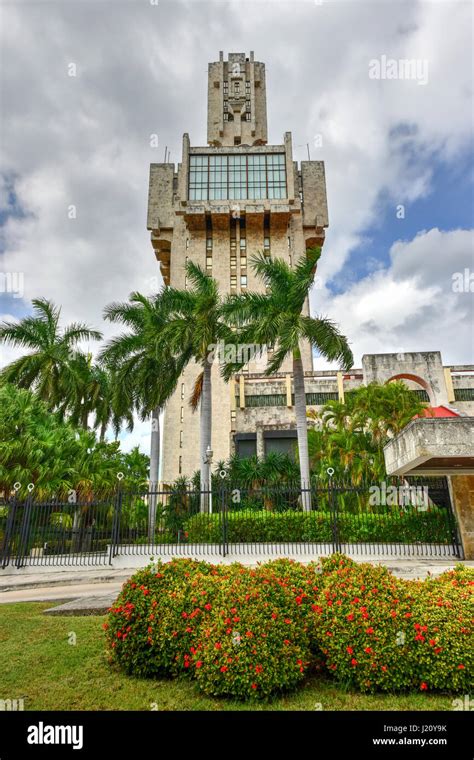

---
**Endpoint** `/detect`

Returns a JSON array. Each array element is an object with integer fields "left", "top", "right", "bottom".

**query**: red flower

[
  {"left": 220, "top": 666, "right": 228, "bottom": 673},
  {"left": 351, "top": 658, "right": 358, "bottom": 666},
  {"left": 366, "top": 627, "right": 374, "bottom": 634},
  {"left": 271, "top": 612, "right": 278, "bottom": 619},
  {"left": 215, "top": 642, "right": 222, "bottom": 650},
  {"left": 346, "top": 613, "right": 354, "bottom": 621},
  {"left": 458, "top": 664, "right": 465, "bottom": 669},
  {"left": 147, "top": 626, "right": 153, "bottom": 634},
  {"left": 283, "top": 639, "right": 290, "bottom": 645},
  {"left": 195, "top": 661, "right": 203, "bottom": 668},
  {"left": 381, "top": 666, "right": 387, "bottom": 672},
  {"left": 181, "top": 612, "right": 188, "bottom": 619},
  {"left": 251, "top": 683, "right": 257, "bottom": 690},
  {"left": 420, "top": 682, "right": 428, "bottom": 691},
  {"left": 346, "top": 646, "right": 354, "bottom": 654},
  {"left": 255, "top": 665, "right": 263, "bottom": 674},
  {"left": 204, "top": 603, "right": 212, "bottom": 611},
  {"left": 429, "top": 639, "right": 436, "bottom": 646}
]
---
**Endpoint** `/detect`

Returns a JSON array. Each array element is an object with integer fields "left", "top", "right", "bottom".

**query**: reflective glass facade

[{"left": 189, "top": 154, "right": 286, "bottom": 201}]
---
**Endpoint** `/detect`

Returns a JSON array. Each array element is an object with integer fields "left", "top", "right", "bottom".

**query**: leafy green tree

[
  {"left": 222, "top": 248, "right": 353, "bottom": 509},
  {"left": 0, "top": 382, "right": 131, "bottom": 499},
  {"left": 307, "top": 381, "right": 426, "bottom": 484}
]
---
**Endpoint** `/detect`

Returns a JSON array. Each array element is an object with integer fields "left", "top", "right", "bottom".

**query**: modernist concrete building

[{"left": 147, "top": 52, "right": 474, "bottom": 483}]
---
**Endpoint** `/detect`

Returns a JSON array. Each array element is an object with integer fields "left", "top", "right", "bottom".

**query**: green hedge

[{"left": 184, "top": 509, "right": 453, "bottom": 544}]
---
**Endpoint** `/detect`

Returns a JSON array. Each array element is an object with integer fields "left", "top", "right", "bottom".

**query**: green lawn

[{"left": 0, "top": 602, "right": 459, "bottom": 711}]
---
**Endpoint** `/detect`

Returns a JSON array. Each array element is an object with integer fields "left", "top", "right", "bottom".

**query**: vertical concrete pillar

[
  {"left": 444, "top": 368, "right": 456, "bottom": 403},
  {"left": 256, "top": 426, "right": 265, "bottom": 459},
  {"left": 449, "top": 475, "right": 474, "bottom": 559},
  {"left": 337, "top": 371, "right": 345, "bottom": 403},
  {"left": 239, "top": 375, "right": 245, "bottom": 409},
  {"left": 286, "top": 373, "right": 292, "bottom": 407}
]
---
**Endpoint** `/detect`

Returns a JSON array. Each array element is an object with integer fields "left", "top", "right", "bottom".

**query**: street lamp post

[{"left": 205, "top": 445, "right": 213, "bottom": 514}]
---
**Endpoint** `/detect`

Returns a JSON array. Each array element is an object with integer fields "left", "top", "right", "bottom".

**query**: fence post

[
  {"left": 219, "top": 472, "right": 227, "bottom": 558},
  {"left": 327, "top": 469, "right": 340, "bottom": 554},
  {"left": 109, "top": 473, "right": 124, "bottom": 565},
  {"left": 16, "top": 483, "right": 35, "bottom": 569},
  {"left": 1, "top": 484, "right": 21, "bottom": 569}
]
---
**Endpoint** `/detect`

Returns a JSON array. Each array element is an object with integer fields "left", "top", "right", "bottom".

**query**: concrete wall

[{"left": 362, "top": 351, "right": 449, "bottom": 406}]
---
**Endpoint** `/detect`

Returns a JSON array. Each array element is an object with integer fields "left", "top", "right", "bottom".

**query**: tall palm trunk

[
  {"left": 293, "top": 350, "right": 312, "bottom": 511},
  {"left": 148, "top": 404, "right": 160, "bottom": 539},
  {"left": 200, "top": 358, "right": 212, "bottom": 513}
]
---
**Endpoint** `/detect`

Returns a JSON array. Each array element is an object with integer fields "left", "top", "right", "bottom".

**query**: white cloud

[
  {"left": 0, "top": 0, "right": 472, "bottom": 452},
  {"left": 313, "top": 227, "right": 474, "bottom": 369}
]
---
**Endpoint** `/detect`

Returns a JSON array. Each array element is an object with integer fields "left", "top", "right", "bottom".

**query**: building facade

[{"left": 147, "top": 52, "right": 474, "bottom": 483}]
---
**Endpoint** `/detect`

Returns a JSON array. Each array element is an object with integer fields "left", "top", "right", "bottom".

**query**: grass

[{"left": 0, "top": 602, "right": 461, "bottom": 711}]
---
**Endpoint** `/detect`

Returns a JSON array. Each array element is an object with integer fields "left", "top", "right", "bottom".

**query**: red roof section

[{"left": 415, "top": 406, "right": 460, "bottom": 418}]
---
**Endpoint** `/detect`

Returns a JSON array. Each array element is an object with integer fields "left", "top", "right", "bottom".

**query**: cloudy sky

[{"left": 0, "top": 0, "right": 473, "bottom": 451}]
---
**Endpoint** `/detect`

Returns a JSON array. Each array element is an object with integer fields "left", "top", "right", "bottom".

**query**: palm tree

[
  {"left": 100, "top": 292, "right": 186, "bottom": 533},
  {"left": 158, "top": 261, "right": 237, "bottom": 512},
  {"left": 222, "top": 248, "right": 353, "bottom": 510},
  {"left": 58, "top": 354, "right": 131, "bottom": 439},
  {"left": 0, "top": 298, "right": 102, "bottom": 411}
]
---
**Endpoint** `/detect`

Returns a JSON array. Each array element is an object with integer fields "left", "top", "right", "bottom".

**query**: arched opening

[{"left": 386, "top": 373, "right": 435, "bottom": 406}]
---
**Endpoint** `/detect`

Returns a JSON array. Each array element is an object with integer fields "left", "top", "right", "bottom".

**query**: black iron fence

[{"left": 0, "top": 476, "right": 462, "bottom": 568}]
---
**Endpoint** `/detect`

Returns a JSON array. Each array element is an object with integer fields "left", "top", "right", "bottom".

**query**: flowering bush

[
  {"left": 404, "top": 567, "right": 473, "bottom": 692},
  {"left": 311, "top": 558, "right": 473, "bottom": 693},
  {"left": 105, "top": 556, "right": 473, "bottom": 700},
  {"left": 193, "top": 569, "right": 311, "bottom": 700},
  {"left": 104, "top": 558, "right": 226, "bottom": 677}
]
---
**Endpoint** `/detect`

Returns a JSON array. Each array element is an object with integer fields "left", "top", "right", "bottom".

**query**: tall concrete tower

[
  {"left": 147, "top": 52, "right": 329, "bottom": 483},
  {"left": 207, "top": 51, "right": 267, "bottom": 147}
]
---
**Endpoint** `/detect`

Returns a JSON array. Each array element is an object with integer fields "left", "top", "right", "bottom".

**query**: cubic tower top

[{"left": 207, "top": 51, "right": 268, "bottom": 147}]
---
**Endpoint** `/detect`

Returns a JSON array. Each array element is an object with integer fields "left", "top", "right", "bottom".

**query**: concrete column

[
  {"left": 286, "top": 373, "right": 292, "bottom": 407},
  {"left": 256, "top": 426, "right": 265, "bottom": 459},
  {"left": 239, "top": 375, "right": 245, "bottom": 409},
  {"left": 337, "top": 371, "right": 345, "bottom": 403},
  {"left": 449, "top": 475, "right": 474, "bottom": 559},
  {"left": 444, "top": 368, "right": 456, "bottom": 403}
]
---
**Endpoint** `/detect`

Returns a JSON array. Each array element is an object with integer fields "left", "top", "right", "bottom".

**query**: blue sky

[{"left": 333, "top": 148, "right": 474, "bottom": 293}]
